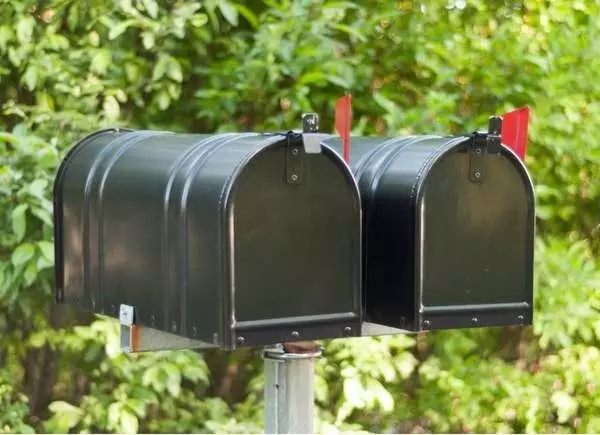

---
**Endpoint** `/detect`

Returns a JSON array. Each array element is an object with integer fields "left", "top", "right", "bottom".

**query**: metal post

[{"left": 263, "top": 344, "right": 322, "bottom": 434}]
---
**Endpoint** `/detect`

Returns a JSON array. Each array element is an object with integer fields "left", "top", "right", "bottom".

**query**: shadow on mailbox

[
  {"left": 323, "top": 125, "right": 535, "bottom": 334},
  {"left": 53, "top": 129, "right": 362, "bottom": 350}
]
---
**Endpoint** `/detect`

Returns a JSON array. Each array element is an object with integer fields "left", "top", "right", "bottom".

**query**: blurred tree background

[{"left": 1, "top": 0, "right": 599, "bottom": 433}]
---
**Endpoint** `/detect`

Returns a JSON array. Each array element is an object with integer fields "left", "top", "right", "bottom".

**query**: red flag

[
  {"left": 335, "top": 94, "right": 352, "bottom": 163},
  {"left": 501, "top": 107, "right": 530, "bottom": 161}
]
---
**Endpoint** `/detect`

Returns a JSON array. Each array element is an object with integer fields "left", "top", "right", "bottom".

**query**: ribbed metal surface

[
  {"left": 323, "top": 135, "right": 535, "bottom": 332},
  {"left": 54, "top": 129, "right": 362, "bottom": 349}
]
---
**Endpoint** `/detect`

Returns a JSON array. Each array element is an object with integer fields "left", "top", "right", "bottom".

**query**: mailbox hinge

[{"left": 468, "top": 116, "right": 502, "bottom": 183}]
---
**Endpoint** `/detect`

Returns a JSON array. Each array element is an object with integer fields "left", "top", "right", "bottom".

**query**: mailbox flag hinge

[{"left": 469, "top": 116, "right": 502, "bottom": 183}]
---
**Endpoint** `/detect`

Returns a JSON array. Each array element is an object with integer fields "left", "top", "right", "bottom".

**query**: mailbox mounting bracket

[
  {"left": 118, "top": 304, "right": 215, "bottom": 353},
  {"left": 468, "top": 116, "right": 502, "bottom": 183},
  {"left": 468, "top": 133, "right": 488, "bottom": 183},
  {"left": 285, "top": 132, "right": 303, "bottom": 185}
]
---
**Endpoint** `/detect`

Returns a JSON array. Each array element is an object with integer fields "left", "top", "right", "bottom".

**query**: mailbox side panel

[
  {"left": 98, "top": 132, "right": 217, "bottom": 333},
  {"left": 362, "top": 137, "right": 464, "bottom": 330},
  {"left": 416, "top": 144, "right": 535, "bottom": 330}
]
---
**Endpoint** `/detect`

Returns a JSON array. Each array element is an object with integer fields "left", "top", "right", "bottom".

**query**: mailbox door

[
  {"left": 224, "top": 139, "right": 362, "bottom": 346},
  {"left": 416, "top": 145, "right": 534, "bottom": 330}
]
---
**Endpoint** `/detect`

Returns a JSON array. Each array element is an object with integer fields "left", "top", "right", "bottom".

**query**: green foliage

[
  {"left": 0, "top": 375, "right": 34, "bottom": 434},
  {"left": 0, "top": 0, "right": 599, "bottom": 433}
]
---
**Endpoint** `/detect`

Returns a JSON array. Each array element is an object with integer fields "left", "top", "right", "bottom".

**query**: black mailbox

[
  {"left": 53, "top": 129, "right": 362, "bottom": 349},
  {"left": 322, "top": 125, "right": 534, "bottom": 332}
]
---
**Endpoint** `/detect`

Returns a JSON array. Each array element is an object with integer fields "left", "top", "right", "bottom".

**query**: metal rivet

[
  {"left": 343, "top": 326, "right": 352, "bottom": 336},
  {"left": 291, "top": 331, "right": 300, "bottom": 338},
  {"left": 423, "top": 320, "right": 431, "bottom": 328},
  {"left": 475, "top": 147, "right": 482, "bottom": 155},
  {"left": 237, "top": 336, "right": 246, "bottom": 345},
  {"left": 291, "top": 148, "right": 299, "bottom": 156},
  {"left": 290, "top": 174, "right": 298, "bottom": 182},
  {"left": 474, "top": 170, "right": 481, "bottom": 179},
  {"left": 517, "top": 315, "right": 524, "bottom": 322},
  {"left": 472, "top": 316, "right": 479, "bottom": 324}
]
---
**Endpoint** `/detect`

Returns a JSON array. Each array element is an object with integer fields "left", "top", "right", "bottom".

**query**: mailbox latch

[{"left": 469, "top": 116, "right": 502, "bottom": 183}]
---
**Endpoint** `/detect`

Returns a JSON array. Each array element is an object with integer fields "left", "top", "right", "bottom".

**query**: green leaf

[
  {"left": 163, "top": 362, "right": 182, "bottom": 397},
  {"left": 0, "top": 26, "right": 13, "bottom": 51},
  {"left": 23, "top": 261, "right": 38, "bottom": 286},
  {"left": 11, "top": 204, "right": 28, "bottom": 242},
  {"left": 152, "top": 54, "right": 169, "bottom": 81},
  {"left": 31, "top": 207, "right": 53, "bottom": 227},
  {"left": 299, "top": 71, "right": 327, "bottom": 85},
  {"left": 108, "top": 19, "right": 135, "bottom": 40},
  {"left": 141, "top": 31, "right": 155, "bottom": 50},
  {"left": 551, "top": 391, "right": 579, "bottom": 423},
  {"left": 218, "top": 2, "right": 239, "bottom": 26},
  {"left": 107, "top": 402, "right": 122, "bottom": 429},
  {"left": 141, "top": 0, "right": 159, "bottom": 18},
  {"left": 174, "top": 3, "right": 202, "bottom": 19},
  {"left": 125, "top": 63, "right": 140, "bottom": 82},
  {"left": 12, "top": 243, "right": 35, "bottom": 267},
  {"left": 141, "top": 366, "right": 161, "bottom": 389},
  {"left": 120, "top": 410, "right": 139, "bottom": 434},
  {"left": 37, "top": 255, "right": 53, "bottom": 271},
  {"left": 191, "top": 13, "right": 209, "bottom": 28},
  {"left": 48, "top": 401, "right": 82, "bottom": 432},
  {"left": 103, "top": 95, "right": 120, "bottom": 120},
  {"left": 24, "top": 65, "right": 38, "bottom": 91},
  {"left": 332, "top": 24, "right": 367, "bottom": 42},
  {"left": 67, "top": 4, "right": 79, "bottom": 30},
  {"left": 38, "top": 241, "right": 54, "bottom": 262},
  {"left": 235, "top": 4, "right": 258, "bottom": 29},
  {"left": 156, "top": 90, "right": 170, "bottom": 110},
  {"left": 91, "top": 50, "right": 111, "bottom": 75},
  {"left": 16, "top": 16, "right": 34, "bottom": 44},
  {"left": 28, "top": 179, "right": 48, "bottom": 199},
  {"left": 167, "top": 59, "right": 183, "bottom": 82},
  {"left": 182, "top": 364, "right": 208, "bottom": 383},
  {"left": 12, "top": 123, "right": 27, "bottom": 137}
]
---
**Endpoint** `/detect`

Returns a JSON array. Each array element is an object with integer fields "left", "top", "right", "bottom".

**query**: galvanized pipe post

[{"left": 263, "top": 344, "right": 322, "bottom": 434}]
